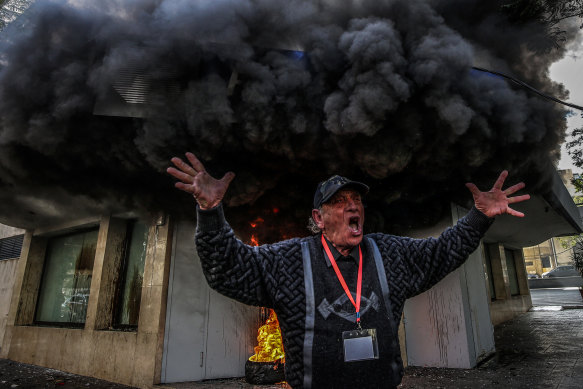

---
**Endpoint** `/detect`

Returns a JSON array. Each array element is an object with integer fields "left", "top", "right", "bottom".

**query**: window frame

[{"left": 33, "top": 227, "right": 99, "bottom": 328}]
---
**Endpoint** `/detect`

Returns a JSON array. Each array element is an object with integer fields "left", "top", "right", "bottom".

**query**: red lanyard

[{"left": 321, "top": 235, "right": 363, "bottom": 324}]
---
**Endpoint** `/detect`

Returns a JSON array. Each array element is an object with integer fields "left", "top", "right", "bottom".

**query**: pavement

[
  {"left": 1, "top": 290, "right": 582, "bottom": 389},
  {"left": 530, "top": 287, "right": 583, "bottom": 308},
  {"left": 398, "top": 308, "right": 583, "bottom": 389}
]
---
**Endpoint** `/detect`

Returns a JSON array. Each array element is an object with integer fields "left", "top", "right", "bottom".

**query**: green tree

[
  {"left": 502, "top": 0, "right": 583, "bottom": 46},
  {"left": 567, "top": 119, "right": 583, "bottom": 192},
  {"left": 572, "top": 237, "right": 583, "bottom": 285}
]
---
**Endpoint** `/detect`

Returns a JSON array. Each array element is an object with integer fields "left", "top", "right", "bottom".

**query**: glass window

[
  {"left": 114, "top": 221, "right": 149, "bottom": 328},
  {"left": 505, "top": 249, "right": 520, "bottom": 296},
  {"left": 541, "top": 255, "right": 551, "bottom": 268},
  {"left": 35, "top": 229, "right": 98, "bottom": 325}
]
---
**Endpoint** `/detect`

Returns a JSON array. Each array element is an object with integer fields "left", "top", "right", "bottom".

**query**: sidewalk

[
  {"left": 398, "top": 308, "right": 583, "bottom": 389},
  {"left": 1, "top": 308, "right": 581, "bottom": 388}
]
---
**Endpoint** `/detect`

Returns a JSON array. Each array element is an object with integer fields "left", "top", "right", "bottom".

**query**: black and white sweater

[{"left": 195, "top": 205, "right": 492, "bottom": 388}]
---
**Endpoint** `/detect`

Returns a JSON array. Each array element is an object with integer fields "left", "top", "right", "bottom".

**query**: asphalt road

[
  {"left": 528, "top": 276, "right": 582, "bottom": 289},
  {"left": 530, "top": 287, "right": 583, "bottom": 307}
]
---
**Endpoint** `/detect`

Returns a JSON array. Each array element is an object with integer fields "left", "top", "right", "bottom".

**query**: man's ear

[{"left": 312, "top": 208, "right": 325, "bottom": 229}]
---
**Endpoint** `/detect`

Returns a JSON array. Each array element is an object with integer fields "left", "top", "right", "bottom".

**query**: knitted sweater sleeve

[
  {"left": 371, "top": 206, "right": 493, "bottom": 300},
  {"left": 195, "top": 204, "right": 292, "bottom": 308}
]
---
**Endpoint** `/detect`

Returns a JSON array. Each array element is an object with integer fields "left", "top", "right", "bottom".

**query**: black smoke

[{"left": 0, "top": 0, "right": 577, "bottom": 235}]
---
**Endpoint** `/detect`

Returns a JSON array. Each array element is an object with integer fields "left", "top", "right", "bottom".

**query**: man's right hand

[{"left": 167, "top": 152, "right": 235, "bottom": 210}]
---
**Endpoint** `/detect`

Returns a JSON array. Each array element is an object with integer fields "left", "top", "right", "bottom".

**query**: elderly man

[{"left": 167, "top": 152, "right": 529, "bottom": 389}]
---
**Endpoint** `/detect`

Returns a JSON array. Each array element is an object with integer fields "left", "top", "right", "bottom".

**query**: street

[{"left": 530, "top": 287, "right": 583, "bottom": 307}]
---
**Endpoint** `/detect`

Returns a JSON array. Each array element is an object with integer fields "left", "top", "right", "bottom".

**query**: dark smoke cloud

[{"left": 0, "top": 0, "right": 577, "bottom": 235}]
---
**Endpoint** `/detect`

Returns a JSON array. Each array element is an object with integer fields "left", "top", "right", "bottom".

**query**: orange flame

[
  {"left": 250, "top": 234, "right": 259, "bottom": 246},
  {"left": 249, "top": 217, "right": 265, "bottom": 228},
  {"left": 249, "top": 309, "right": 285, "bottom": 362}
]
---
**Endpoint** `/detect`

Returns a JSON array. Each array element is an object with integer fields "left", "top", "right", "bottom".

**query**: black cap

[{"left": 313, "top": 175, "right": 369, "bottom": 209}]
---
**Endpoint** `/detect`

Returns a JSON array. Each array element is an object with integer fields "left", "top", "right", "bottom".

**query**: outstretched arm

[
  {"left": 465, "top": 170, "right": 530, "bottom": 218},
  {"left": 167, "top": 152, "right": 235, "bottom": 209},
  {"left": 168, "top": 152, "right": 278, "bottom": 307},
  {"left": 378, "top": 170, "right": 530, "bottom": 301}
]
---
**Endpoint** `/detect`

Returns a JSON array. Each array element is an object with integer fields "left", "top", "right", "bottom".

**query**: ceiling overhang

[{"left": 484, "top": 170, "right": 583, "bottom": 248}]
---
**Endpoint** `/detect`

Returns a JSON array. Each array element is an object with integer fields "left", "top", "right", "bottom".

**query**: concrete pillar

[
  {"left": 1, "top": 232, "right": 40, "bottom": 357},
  {"left": 85, "top": 217, "right": 127, "bottom": 330},
  {"left": 14, "top": 234, "right": 47, "bottom": 325},
  {"left": 487, "top": 243, "right": 511, "bottom": 300},
  {"left": 513, "top": 250, "right": 530, "bottom": 296},
  {"left": 135, "top": 213, "right": 173, "bottom": 386}
]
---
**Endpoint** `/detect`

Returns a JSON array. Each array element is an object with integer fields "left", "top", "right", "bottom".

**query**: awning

[{"left": 483, "top": 170, "right": 583, "bottom": 248}]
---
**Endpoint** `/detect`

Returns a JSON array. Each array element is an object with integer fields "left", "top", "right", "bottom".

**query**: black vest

[{"left": 301, "top": 237, "right": 404, "bottom": 389}]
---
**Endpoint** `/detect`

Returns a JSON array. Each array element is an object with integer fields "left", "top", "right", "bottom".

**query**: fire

[
  {"left": 249, "top": 309, "right": 285, "bottom": 363},
  {"left": 249, "top": 217, "right": 265, "bottom": 228},
  {"left": 249, "top": 216, "right": 263, "bottom": 246},
  {"left": 247, "top": 216, "right": 285, "bottom": 363}
]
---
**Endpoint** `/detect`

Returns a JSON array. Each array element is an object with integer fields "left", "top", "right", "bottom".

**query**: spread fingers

[
  {"left": 186, "top": 152, "right": 206, "bottom": 173},
  {"left": 167, "top": 166, "right": 195, "bottom": 184},
  {"left": 508, "top": 194, "right": 530, "bottom": 204},
  {"left": 504, "top": 182, "right": 526, "bottom": 196}
]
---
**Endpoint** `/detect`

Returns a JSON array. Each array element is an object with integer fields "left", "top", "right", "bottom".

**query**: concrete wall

[
  {"left": 0, "top": 224, "right": 24, "bottom": 238},
  {"left": 403, "top": 205, "right": 495, "bottom": 369},
  {"left": 0, "top": 259, "right": 18, "bottom": 353},
  {"left": 0, "top": 224, "right": 24, "bottom": 354},
  {"left": 489, "top": 295, "right": 531, "bottom": 326},
  {"left": 1, "top": 215, "right": 172, "bottom": 388}
]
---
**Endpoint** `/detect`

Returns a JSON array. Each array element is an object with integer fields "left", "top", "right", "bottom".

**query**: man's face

[{"left": 312, "top": 188, "right": 365, "bottom": 252}]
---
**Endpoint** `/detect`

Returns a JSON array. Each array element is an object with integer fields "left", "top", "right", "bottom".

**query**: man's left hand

[{"left": 465, "top": 170, "right": 530, "bottom": 218}]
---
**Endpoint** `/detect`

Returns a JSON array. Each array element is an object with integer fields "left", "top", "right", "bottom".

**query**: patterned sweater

[{"left": 195, "top": 205, "right": 492, "bottom": 388}]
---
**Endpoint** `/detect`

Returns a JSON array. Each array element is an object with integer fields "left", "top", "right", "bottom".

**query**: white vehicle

[{"left": 541, "top": 265, "right": 580, "bottom": 278}]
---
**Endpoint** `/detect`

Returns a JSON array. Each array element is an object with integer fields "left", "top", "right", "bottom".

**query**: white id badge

[{"left": 342, "top": 328, "right": 379, "bottom": 362}]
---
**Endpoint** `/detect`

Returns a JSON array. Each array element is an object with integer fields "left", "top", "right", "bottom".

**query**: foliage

[
  {"left": 502, "top": 0, "right": 583, "bottom": 46},
  {"left": 572, "top": 237, "right": 583, "bottom": 281},
  {"left": 0, "top": 0, "right": 8, "bottom": 31},
  {"left": 567, "top": 118, "right": 583, "bottom": 178},
  {"left": 558, "top": 234, "right": 580, "bottom": 250}
]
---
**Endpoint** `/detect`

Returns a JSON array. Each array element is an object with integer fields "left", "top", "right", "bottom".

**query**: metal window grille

[{"left": 0, "top": 234, "right": 24, "bottom": 260}]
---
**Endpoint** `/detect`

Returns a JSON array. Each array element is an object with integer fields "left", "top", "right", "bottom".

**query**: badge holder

[{"left": 342, "top": 328, "right": 379, "bottom": 362}]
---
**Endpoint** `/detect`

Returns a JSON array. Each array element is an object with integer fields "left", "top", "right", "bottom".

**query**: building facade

[
  {"left": 0, "top": 224, "right": 24, "bottom": 353},
  {"left": 1, "top": 169, "right": 580, "bottom": 387}
]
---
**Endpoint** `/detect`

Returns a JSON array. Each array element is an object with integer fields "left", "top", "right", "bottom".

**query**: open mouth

[{"left": 348, "top": 216, "right": 361, "bottom": 235}]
